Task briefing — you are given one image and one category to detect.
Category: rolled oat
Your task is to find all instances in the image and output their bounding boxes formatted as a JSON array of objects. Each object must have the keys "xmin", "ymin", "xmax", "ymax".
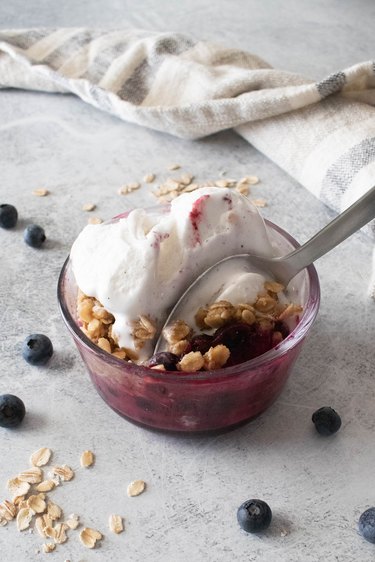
[
  {"xmin": 109, "ymin": 514, "xmax": 124, "ymax": 534},
  {"xmin": 80, "ymin": 450, "xmax": 95, "ymax": 468},
  {"xmin": 127, "ymin": 480, "xmax": 146, "ymax": 497},
  {"xmin": 30, "ymin": 448, "xmax": 52, "ymax": 467},
  {"xmin": 79, "ymin": 527, "xmax": 103, "ymax": 549}
]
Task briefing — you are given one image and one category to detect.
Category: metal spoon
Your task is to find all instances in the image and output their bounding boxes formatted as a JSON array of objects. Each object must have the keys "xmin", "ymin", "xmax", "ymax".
[{"xmin": 155, "ymin": 185, "xmax": 375, "ymax": 353}]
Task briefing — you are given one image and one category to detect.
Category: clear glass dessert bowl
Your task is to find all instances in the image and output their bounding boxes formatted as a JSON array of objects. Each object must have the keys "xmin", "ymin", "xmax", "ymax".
[{"xmin": 58, "ymin": 216, "xmax": 320, "ymax": 433}]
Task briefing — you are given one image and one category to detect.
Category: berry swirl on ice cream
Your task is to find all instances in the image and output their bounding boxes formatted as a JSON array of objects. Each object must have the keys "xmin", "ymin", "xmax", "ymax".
[{"xmin": 70, "ymin": 187, "xmax": 302, "ymax": 369}]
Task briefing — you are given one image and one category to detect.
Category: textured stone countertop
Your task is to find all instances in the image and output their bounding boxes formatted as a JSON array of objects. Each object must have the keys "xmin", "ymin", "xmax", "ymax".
[{"xmin": 1, "ymin": 1, "xmax": 375, "ymax": 561}]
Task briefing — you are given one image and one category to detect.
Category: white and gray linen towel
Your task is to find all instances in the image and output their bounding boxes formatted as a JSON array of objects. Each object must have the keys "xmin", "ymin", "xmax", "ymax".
[{"xmin": 0, "ymin": 28, "xmax": 374, "ymax": 295}]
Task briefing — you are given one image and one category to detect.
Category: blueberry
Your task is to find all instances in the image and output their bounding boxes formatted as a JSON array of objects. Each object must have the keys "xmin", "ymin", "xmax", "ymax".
[
  {"xmin": 0, "ymin": 394, "xmax": 26, "ymax": 428},
  {"xmin": 22, "ymin": 334, "xmax": 53, "ymax": 366},
  {"xmin": 24, "ymin": 224, "xmax": 46, "ymax": 248},
  {"xmin": 0, "ymin": 204, "xmax": 18, "ymax": 229},
  {"xmin": 312, "ymin": 406, "xmax": 341, "ymax": 436},
  {"xmin": 237, "ymin": 499, "xmax": 272, "ymax": 533},
  {"xmin": 145, "ymin": 351, "xmax": 179, "ymax": 371},
  {"xmin": 359, "ymin": 507, "xmax": 375, "ymax": 543}
]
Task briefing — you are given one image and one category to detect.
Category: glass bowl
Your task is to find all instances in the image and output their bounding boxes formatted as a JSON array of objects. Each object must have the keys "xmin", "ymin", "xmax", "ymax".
[{"xmin": 58, "ymin": 217, "xmax": 320, "ymax": 433}]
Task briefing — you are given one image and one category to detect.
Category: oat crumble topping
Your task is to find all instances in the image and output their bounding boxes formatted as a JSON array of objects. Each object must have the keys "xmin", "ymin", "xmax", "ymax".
[{"xmin": 76, "ymin": 277, "xmax": 303, "ymax": 372}]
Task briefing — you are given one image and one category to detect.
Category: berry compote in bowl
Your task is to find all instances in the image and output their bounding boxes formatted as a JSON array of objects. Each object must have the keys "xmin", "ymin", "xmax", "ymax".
[{"xmin": 58, "ymin": 216, "xmax": 320, "ymax": 433}]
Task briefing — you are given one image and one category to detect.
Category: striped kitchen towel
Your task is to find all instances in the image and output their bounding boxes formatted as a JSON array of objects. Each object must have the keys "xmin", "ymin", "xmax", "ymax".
[{"xmin": 0, "ymin": 28, "xmax": 374, "ymax": 295}]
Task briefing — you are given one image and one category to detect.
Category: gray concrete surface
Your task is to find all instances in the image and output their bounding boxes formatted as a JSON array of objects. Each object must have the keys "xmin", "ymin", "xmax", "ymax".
[{"xmin": 0, "ymin": 2, "xmax": 374, "ymax": 561}]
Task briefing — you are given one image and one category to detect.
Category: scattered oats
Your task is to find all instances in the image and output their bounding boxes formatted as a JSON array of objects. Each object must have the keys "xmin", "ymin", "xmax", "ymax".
[
  {"xmin": 118, "ymin": 182, "xmax": 140, "ymax": 194},
  {"xmin": 79, "ymin": 527, "xmax": 103, "ymax": 549},
  {"xmin": 168, "ymin": 190, "xmax": 179, "ymax": 200},
  {"xmin": 30, "ymin": 447, "xmax": 52, "ymax": 467},
  {"xmin": 235, "ymin": 183, "xmax": 249, "ymax": 196},
  {"xmin": 18, "ymin": 499, "xmax": 29, "ymax": 510},
  {"xmin": 7, "ymin": 477, "xmax": 31, "ymax": 498},
  {"xmin": 47, "ymin": 500, "xmax": 62, "ymax": 521},
  {"xmin": 280, "ymin": 528, "xmax": 288, "ymax": 537},
  {"xmin": 44, "ymin": 525, "xmax": 56, "ymax": 539},
  {"xmin": 127, "ymin": 479, "xmax": 146, "ymax": 497},
  {"xmin": 247, "ymin": 175, "xmax": 260, "ymax": 185},
  {"xmin": 66, "ymin": 516, "xmax": 80, "ymax": 530},
  {"xmin": 251, "ymin": 198, "xmax": 267, "ymax": 207},
  {"xmin": 16, "ymin": 507, "xmax": 34, "ymax": 531},
  {"xmin": 32, "ymin": 188, "xmax": 49, "ymax": 197},
  {"xmin": 0, "ymin": 518, "xmax": 7, "ymax": 527},
  {"xmin": 43, "ymin": 543, "xmax": 56, "ymax": 553},
  {"xmin": 18, "ymin": 467, "xmax": 43, "ymax": 484},
  {"xmin": 41, "ymin": 513, "xmax": 53, "ymax": 530},
  {"xmin": 178, "ymin": 173, "xmax": 194, "ymax": 186},
  {"xmin": 52, "ymin": 465, "xmax": 74, "ymax": 482},
  {"xmin": 167, "ymin": 163, "xmax": 180, "ymax": 170},
  {"xmin": 35, "ymin": 515, "xmax": 47, "ymax": 537},
  {"xmin": 82, "ymin": 202, "xmax": 96, "ymax": 212},
  {"xmin": 27, "ymin": 494, "xmax": 47, "ymax": 514},
  {"xmin": 181, "ymin": 182, "xmax": 198, "ymax": 193},
  {"xmin": 68, "ymin": 513, "xmax": 79, "ymax": 520},
  {"xmin": 238, "ymin": 176, "xmax": 250, "ymax": 185},
  {"xmin": 80, "ymin": 450, "xmax": 95, "ymax": 468},
  {"xmin": 215, "ymin": 179, "xmax": 231, "ymax": 188},
  {"xmin": 118, "ymin": 186, "xmax": 129, "ymax": 195},
  {"xmin": 0, "ymin": 500, "xmax": 17, "ymax": 520},
  {"xmin": 109, "ymin": 514, "xmax": 124, "ymax": 534},
  {"xmin": 164, "ymin": 179, "xmax": 180, "ymax": 191},
  {"xmin": 54, "ymin": 522, "xmax": 68, "ymax": 544},
  {"xmin": 36, "ymin": 480, "xmax": 55, "ymax": 492},
  {"xmin": 143, "ymin": 173, "xmax": 155, "ymax": 183},
  {"xmin": 13, "ymin": 495, "xmax": 26, "ymax": 507},
  {"xmin": 88, "ymin": 216, "xmax": 103, "ymax": 225}
]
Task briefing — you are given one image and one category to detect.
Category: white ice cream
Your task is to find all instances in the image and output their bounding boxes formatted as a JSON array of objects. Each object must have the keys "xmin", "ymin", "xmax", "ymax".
[{"xmin": 70, "ymin": 187, "xmax": 276, "ymax": 359}]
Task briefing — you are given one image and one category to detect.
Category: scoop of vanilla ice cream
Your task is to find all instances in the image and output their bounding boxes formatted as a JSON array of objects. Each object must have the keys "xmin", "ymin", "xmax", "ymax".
[{"xmin": 70, "ymin": 187, "xmax": 275, "ymax": 359}]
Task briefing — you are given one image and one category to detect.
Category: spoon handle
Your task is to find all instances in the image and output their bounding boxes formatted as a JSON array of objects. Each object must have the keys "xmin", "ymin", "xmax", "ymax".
[{"xmin": 282, "ymin": 185, "xmax": 375, "ymax": 274}]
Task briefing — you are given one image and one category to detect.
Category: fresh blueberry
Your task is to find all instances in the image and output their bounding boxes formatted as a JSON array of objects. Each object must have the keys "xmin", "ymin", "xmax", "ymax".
[
  {"xmin": 145, "ymin": 351, "xmax": 179, "ymax": 371},
  {"xmin": 237, "ymin": 499, "xmax": 272, "ymax": 533},
  {"xmin": 23, "ymin": 224, "xmax": 46, "ymax": 248},
  {"xmin": 0, "ymin": 394, "xmax": 26, "ymax": 428},
  {"xmin": 0, "ymin": 204, "xmax": 18, "ymax": 229},
  {"xmin": 359, "ymin": 507, "xmax": 375, "ymax": 543},
  {"xmin": 312, "ymin": 406, "xmax": 341, "ymax": 436},
  {"xmin": 22, "ymin": 334, "xmax": 53, "ymax": 366}
]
